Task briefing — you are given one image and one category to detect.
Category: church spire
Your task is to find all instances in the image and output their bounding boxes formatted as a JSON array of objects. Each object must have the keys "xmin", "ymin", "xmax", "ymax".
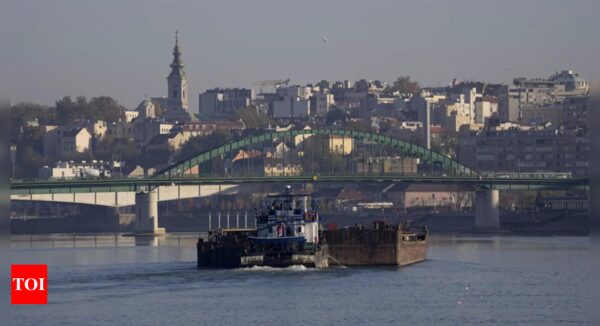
[
  {"xmin": 169, "ymin": 30, "xmax": 185, "ymax": 78},
  {"xmin": 164, "ymin": 30, "xmax": 191, "ymax": 122}
]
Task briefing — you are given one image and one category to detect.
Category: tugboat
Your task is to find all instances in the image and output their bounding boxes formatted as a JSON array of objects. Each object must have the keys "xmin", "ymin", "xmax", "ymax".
[{"xmin": 197, "ymin": 186, "xmax": 329, "ymax": 268}]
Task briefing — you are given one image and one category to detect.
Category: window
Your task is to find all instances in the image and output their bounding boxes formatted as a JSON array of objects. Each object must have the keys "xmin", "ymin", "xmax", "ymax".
[{"xmin": 173, "ymin": 89, "xmax": 177, "ymax": 98}]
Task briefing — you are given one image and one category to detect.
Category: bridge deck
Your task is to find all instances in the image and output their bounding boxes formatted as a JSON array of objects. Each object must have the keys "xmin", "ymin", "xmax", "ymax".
[{"xmin": 10, "ymin": 175, "xmax": 590, "ymax": 195}]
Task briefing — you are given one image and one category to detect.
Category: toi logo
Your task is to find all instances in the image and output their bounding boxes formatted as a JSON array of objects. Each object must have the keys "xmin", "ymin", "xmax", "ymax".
[{"xmin": 11, "ymin": 264, "xmax": 48, "ymax": 304}]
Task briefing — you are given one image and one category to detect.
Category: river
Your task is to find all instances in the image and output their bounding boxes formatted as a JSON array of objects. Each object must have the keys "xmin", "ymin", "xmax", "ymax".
[{"xmin": 10, "ymin": 234, "xmax": 590, "ymax": 325}]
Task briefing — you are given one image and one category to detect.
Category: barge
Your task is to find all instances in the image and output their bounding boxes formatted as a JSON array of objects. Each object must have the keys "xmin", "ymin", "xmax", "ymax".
[
  {"xmin": 198, "ymin": 186, "xmax": 329, "ymax": 268},
  {"xmin": 322, "ymin": 221, "xmax": 428, "ymax": 266},
  {"xmin": 197, "ymin": 186, "xmax": 428, "ymax": 269}
]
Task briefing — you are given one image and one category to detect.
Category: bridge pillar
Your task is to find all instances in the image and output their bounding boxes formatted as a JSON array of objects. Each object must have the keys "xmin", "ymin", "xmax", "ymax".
[
  {"xmin": 135, "ymin": 189, "xmax": 165, "ymax": 235},
  {"xmin": 475, "ymin": 189, "xmax": 500, "ymax": 229}
]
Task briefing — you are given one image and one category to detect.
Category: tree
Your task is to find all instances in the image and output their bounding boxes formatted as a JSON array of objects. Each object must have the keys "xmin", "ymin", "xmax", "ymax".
[
  {"xmin": 175, "ymin": 130, "xmax": 233, "ymax": 162},
  {"xmin": 325, "ymin": 109, "xmax": 348, "ymax": 126},
  {"xmin": 235, "ymin": 106, "xmax": 273, "ymax": 129},
  {"xmin": 431, "ymin": 134, "xmax": 457, "ymax": 159},
  {"xmin": 86, "ymin": 96, "xmax": 126, "ymax": 122},
  {"xmin": 55, "ymin": 96, "xmax": 86, "ymax": 123},
  {"xmin": 386, "ymin": 76, "xmax": 421, "ymax": 95},
  {"xmin": 344, "ymin": 120, "xmax": 374, "ymax": 133},
  {"xmin": 17, "ymin": 146, "xmax": 47, "ymax": 179},
  {"xmin": 94, "ymin": 136, "xmax": 141, "ymax": 162},
  {"xmin": 301, "ymin": 135, "xmax": 347, "ymax": 175},
  {"xmin": 55, "ymin": 95, "xmax": 125, "ymax": 124},
  {"xmin": 10, "ymin": 102, "xmax": 54, "ymax": 142}
]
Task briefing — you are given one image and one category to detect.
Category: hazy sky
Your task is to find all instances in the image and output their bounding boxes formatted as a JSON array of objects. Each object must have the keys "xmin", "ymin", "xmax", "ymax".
[{"xmin": 1, "ymin": 0, "xmax": 598, "ymax": 113}]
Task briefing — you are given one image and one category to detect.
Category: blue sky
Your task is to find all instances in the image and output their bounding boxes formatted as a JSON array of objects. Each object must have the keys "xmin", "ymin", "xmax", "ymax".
[{"xmin": 1, "ymin": 0, "xmax": 597, "ymax": 112}]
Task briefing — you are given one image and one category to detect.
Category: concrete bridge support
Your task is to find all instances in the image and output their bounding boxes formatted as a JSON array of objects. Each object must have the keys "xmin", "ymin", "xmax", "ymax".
[
  {"xmin": 135, "ymin": 189, "xmax": 165, "ymax": 235},
  {"xmin": 475, "ymin": 189, "xmax": 500, "ymax": 229}
]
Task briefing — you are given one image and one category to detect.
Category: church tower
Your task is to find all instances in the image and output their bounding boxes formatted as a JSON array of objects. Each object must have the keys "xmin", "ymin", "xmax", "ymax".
[{"xmin": 165, "ymin": 31, "xmax": 192, "ymax": 122}]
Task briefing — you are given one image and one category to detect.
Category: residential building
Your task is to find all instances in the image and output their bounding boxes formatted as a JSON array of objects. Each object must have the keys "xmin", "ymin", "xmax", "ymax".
[
  {"xmin": 199, "ymin": 88, "xmax": 253, "ymax": 118},
  {"xmin": 180, "ymin": 122, "xmax": 217, "ymax": 138},
  {"xmin": 457, "ymin": 128, "xmax": 589, "ymax": 176},
  {"xmin": 43, "ymin": 127, "xmax": 92, "ymax": 158},
  {"xmin": 328, "ymin": 135, "xmax": 353, "ymax": 154},
  {"xmin": 473, "ymin": 100, "xmax": 498, "ymax": 124},
  {"xmin": 107, "ymin": 121, "xmax": 135, "ymax": 140},
  {"xmin": 355, "ymin": 157, "xmax": 419, "ymax": 175},
  {"xmin": 264, "ymin": 142, "xmax": 291, "ymax": 159},
  {"xmin": 263, "ymin": 158, "xmax": 302, "ymax": 176},
  {"xmin": 507, "ymin": 70, "xmax": 589, "ymax": 123},
  {"xmin": 125, "ymin": 110, "xmax": 139, "ymax": 122},
  {"xmin": 311, "ymin": 93, "xmax": 335, "ymax": 116},
  {"xmin": 145, "ymin": 132, "xmax": 190, "ymax": 153},
  {"xmin": 272, "ymin": 96, "xmax": 311, "ymax": 118},
  {"xmin": 86, "ymin": 120, "xmax": 108, "ymax": 139},
  {"xmin": 134, "ymin": 120, "xmax": 175, "ymax": 144},
  {"xmin": 58, "ymin": 128, "xmax": 92, "ymax": 157}
]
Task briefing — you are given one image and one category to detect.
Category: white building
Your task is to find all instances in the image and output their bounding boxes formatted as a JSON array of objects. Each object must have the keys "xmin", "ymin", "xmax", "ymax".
[
  {"xmin": 311, "ymin": 93, "xmax": 335, "ymax": 116},
  {"xmin": 58, "ymin": 128, "xmax": 92, "ymax": 157},
  {"xmin": 38, "ymin": 160, "xmax": 117, "ymax": 179},
  {"xmin": 272, "ymin": 97, "xmax": 311, "ymax": 118},
  {"xmin": 474, "ymin": 100, "xmax": 498, "ymax": 124},
  {"xmin": 86, "ymin": 120, "xmax": 108, "ymax": 139},
  {"xmin": 125, "ymin": 110, "xmax": 139, "ymax": 122},
  {"xmin": 43, "ymin": 127, "xmax": 92, "ymax": 158}
]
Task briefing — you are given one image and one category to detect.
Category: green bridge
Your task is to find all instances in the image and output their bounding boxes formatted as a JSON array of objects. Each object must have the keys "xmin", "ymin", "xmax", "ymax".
[
  {"xmin": 11, "ymin": 128, "xmax": 588, "ymax": 194},
  {"xmin": 10, "ymin": 128, "xmax": 589, "ymax": 233},
  {"xmin": 9, "ymin": 175, "xmax": 589, "ymax": 195}
]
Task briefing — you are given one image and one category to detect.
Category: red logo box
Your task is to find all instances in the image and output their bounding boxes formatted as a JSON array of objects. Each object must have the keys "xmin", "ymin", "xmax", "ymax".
[{"xmin": 11, "ymin": 264, "xmax": 48, "ymax": 305}]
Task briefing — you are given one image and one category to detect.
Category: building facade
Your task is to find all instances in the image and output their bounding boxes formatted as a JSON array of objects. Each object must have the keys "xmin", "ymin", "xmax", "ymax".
[
  {"xmin": 457, "ymin": 129, "xmax": 589, "ymax": 176},
  {"xmin": 199, "ymin": 88, "xmax": 253, "ymax": 118}
]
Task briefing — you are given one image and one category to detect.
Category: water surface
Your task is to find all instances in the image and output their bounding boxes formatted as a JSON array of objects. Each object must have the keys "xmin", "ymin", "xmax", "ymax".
[{"xmin": 10, "ymin": 234, "xmax": 590, "ymax": 325}]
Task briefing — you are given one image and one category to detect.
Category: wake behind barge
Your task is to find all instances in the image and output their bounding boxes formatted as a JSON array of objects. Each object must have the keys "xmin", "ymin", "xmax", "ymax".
[{"xmin": 197, "ymin": 187, "xmax": 427, "ymax": 269}]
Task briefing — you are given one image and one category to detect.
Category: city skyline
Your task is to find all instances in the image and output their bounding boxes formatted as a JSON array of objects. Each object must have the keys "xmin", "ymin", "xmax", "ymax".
[{"xmin": 1, "ymin": 0, "xmax": 597, "ymax": 112}]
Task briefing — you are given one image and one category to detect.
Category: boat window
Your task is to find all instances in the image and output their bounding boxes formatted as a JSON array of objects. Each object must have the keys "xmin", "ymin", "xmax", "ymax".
[
  {"xmin": 283, "ymin": 200, "xmax": 292, "ymax": 211},
  {"xmin": 271, "ymin": 200, "xmax": 283, "ymax": 210}
]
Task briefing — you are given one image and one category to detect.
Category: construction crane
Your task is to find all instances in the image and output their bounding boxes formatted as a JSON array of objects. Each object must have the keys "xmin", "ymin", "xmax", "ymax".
[{"xmin": 254, "ymin": 78, "xmax": 290, "ymax": 94}]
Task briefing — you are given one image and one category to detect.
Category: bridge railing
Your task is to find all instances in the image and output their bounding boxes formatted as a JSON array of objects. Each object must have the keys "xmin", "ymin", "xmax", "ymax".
[{"xmin": 480, "ymin": 172, "xmax": 573, "ymax": 179}]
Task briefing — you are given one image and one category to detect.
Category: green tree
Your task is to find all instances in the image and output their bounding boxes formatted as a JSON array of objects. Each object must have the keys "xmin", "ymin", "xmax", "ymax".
[
  {"xmin": 344, "ymin": 120, "xmax": 374, "ymax": 133},
  {"xmin": 17, "ymin": 146, "xmax": 47, "ymax": 179},
  {"xmin": 301, "ymin": 135, "xmax": 346, "ymax": 175},
  {"xmin": 55, "ymin": 96, "xmax": 87, "ymax": 122},
  {"xmin": 55, "ymin": 95, "xmax": 125, "ymax": 124},
  {"xmin": 10, "ymin": 102, "xmax": 54, "ymax": 142},
  {"xmin": 175, "ymin": 130, "xmax": 233, "ymax": 161},
  {"xmin": 235, "ymin": 106, "xmax": 273, "ymax": 129},
  {"xmin": 431, "ymin": 134, "xmax": 457, "ymax": 158},
  {"xmin": 385, "ymin": 76, "xmax": 421, "ymax": 95},
  {"xmin": 325, "ymin": 109, "xmax": 348, "ymax": 126},
  {"xmin": 86, "ymin": 96, "xmax": 126, "ymax": 122},
  {"xmin": 94, "ymin": 136, "xmax": 141, "ymax": 162}
]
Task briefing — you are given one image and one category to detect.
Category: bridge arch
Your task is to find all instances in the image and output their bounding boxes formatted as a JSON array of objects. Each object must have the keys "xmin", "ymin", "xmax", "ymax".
[{"xmin": 155, "ymin": 128, "xmax": 478, "ymax": 178}]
